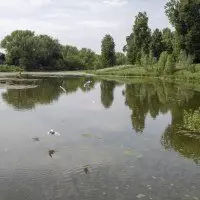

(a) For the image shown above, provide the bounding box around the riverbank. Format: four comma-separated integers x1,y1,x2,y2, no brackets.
88,64,200,84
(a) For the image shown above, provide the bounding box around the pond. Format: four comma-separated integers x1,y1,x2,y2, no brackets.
0,74,199,200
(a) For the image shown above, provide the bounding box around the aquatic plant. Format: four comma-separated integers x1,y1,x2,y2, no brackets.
183,109,200,132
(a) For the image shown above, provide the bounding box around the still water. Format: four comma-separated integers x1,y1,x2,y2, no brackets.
0,75,199,200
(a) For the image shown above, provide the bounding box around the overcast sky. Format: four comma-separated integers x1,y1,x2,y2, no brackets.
0,0,171,53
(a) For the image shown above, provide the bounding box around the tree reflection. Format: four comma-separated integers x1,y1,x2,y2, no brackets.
124,80,200,162
2,76,96,110
100,80,116,109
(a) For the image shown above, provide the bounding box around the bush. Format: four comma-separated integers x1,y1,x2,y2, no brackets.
165,54,175,74
157,51,168,72
0,65,24,72
177,50,194,72
140,51,149,69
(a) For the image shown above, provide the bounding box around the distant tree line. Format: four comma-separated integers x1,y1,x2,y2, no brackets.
0,0,199,72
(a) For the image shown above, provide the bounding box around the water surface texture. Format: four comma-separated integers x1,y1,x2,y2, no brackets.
0,75,200,200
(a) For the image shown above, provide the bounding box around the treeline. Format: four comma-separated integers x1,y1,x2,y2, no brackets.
0,0,199,72
0,30,99,71
0,31,125,71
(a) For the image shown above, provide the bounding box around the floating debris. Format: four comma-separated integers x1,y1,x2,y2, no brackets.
47,129,60,136
48,150,56,158
136,194,146,198
32,137,40,142
82,133,93,138
60,86,67,93
123,149,143,158
84,167,89,174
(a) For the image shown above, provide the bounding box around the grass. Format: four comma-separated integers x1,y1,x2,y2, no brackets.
89,64,200,84
0,65,24,72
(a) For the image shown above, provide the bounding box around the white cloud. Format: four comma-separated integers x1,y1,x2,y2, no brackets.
103,0,128,6
79,20,119,28
0,0,170,52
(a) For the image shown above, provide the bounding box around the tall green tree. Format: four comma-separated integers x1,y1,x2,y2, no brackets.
126,12,151,64
150,28,163,60
101,34,116,67
165,0,200,62
162,28,173,54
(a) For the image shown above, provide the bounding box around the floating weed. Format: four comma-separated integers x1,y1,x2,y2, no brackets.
81,133,94,138
123,149,143,158
81,133,102,139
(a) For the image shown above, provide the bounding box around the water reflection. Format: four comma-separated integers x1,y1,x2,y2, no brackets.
100,80,116,108
1,77,200,163
1,76,95,110
1,76,200,199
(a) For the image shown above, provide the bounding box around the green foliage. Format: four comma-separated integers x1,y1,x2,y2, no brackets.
140,51,148,68
157,51,168,72
0,65,23,72
150,28,163,60
79,48,97,70
165,0,200,62
101,34,116,67
116,52,126,66
165,54,176,74
183,109,200,132
1,30,98,71
1,30,62,71
177,50,195,72
162,28,173,54
126,12,151,64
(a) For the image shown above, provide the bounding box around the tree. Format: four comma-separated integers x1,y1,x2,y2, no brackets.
0,52,5,64
61,45,84,70
116,52,126,65
165,0,200,62
35,34,62,70
79,48,96,70
126,12,151,64
162,28,173,54
165,54,176,74
101,34,116,67
150,28,163,60
1,30,62,70
1,30,36,69
157,51,168,72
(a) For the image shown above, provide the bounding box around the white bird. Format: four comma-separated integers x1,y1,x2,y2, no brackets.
84,81,92,88
47,129,60,136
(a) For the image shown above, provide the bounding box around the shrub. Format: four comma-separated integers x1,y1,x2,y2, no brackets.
157,51,168,72
0,65,24,72
165,54,175,74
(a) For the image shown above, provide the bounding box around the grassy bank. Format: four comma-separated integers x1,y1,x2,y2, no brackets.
89,64,200,84
0,65,24,72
